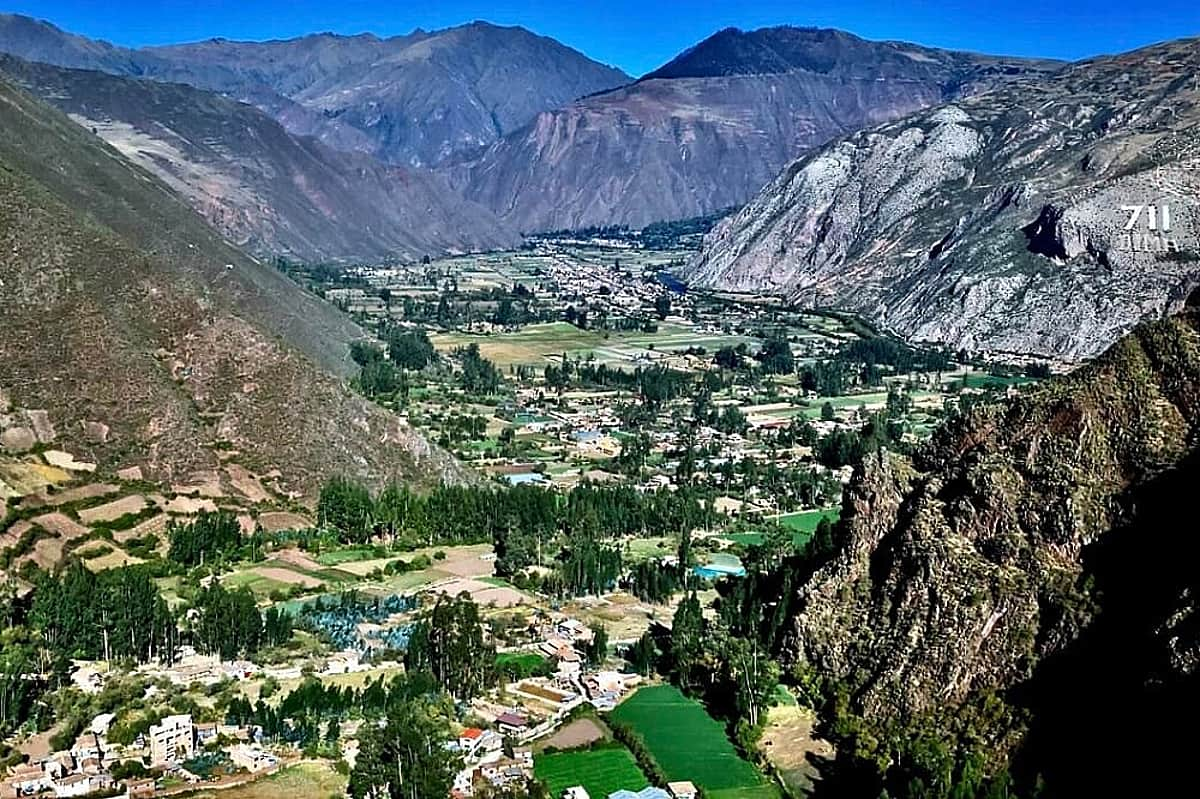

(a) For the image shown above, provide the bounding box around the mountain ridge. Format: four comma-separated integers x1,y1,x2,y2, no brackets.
0,53,519,262
797,300,1200,794
681,36,1200,360
0,13,632,167
447,25,1061,233
0,70,467,493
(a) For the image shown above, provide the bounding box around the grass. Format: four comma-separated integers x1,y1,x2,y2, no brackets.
609,685,777,799
314,546,382,566
777,507,840,548
534,745,649,798
221,570,297,597
177,762,345,799
432,321,750,369
496,652,549,672
960,373,1035,389
723,507,839,549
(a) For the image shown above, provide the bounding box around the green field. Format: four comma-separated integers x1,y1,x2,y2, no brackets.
314,547,382,566
496,651,551,678
534,745,649,798
724,507,840,549
609,685,778,799
432,320,759,369
778,508,840,546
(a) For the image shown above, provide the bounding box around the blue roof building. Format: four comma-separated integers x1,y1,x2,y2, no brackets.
607,789,671,799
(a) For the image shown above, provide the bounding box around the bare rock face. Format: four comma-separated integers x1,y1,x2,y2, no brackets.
25,410,55,443
791,309,1200,722
684,38,1200,360
451,26,1058,232
1,427,36,453
81,420,109,444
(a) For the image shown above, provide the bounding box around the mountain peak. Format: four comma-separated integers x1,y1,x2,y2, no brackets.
640,24,867,80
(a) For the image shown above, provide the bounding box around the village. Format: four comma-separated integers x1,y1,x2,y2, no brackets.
3,601,692,799
2,241,1051,799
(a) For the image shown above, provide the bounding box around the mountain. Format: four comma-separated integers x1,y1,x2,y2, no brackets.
796,299,1200,795
0,71,465,493
0,54,518,262
0,14,632,167
682,37,1200,360
447,27,1060,232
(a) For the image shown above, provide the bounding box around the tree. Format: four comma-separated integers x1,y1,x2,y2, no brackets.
758,337,795,375
626,630,658,676
670,593,704,690
714,346,743,370
458,344,502,395
821,401,837,421
403,593,495,700
318,477,375,543
193,583,263,660
348,695,459,799
653,295,672,321
350,341,385,367
167,511,242,565
387,329,436,370
584,624,609,666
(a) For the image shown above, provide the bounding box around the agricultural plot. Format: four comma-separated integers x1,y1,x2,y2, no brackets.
609,685,778,799
534,744,649,799
181,762,346,799
433,321,756,370
723,507,842,549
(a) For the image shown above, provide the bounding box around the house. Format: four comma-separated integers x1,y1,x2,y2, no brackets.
7,764,50,796
512,748,533,769
194,722,219,745
228,744,277,773
608,789,671,799
494,712,528,735
452,767,475,797
458,728,484,752
667,782,698,799
607,790,670,799
148,714,193,765
54,774,111,798
123,778,155,799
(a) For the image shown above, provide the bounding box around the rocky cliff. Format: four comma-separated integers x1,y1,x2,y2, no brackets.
449,26,1059,232
794,301,1200,792
683,38,1200,360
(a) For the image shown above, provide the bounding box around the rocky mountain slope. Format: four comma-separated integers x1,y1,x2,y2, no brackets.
448,27,1059,232
0,14,631,166
796,299,1200,794
683,37,1200,360
0,54,517,262
0,72,465,494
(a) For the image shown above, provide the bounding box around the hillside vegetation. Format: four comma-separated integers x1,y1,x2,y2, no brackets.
0,73,464,493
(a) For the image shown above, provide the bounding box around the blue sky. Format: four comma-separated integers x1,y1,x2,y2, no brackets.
7,0,1200,76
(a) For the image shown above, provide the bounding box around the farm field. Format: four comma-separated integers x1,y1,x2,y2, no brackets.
609,685,778,799
534,744,649,799
722,507,841,549
432,320,758,370
179,762,346,799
